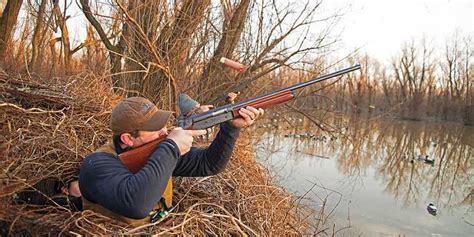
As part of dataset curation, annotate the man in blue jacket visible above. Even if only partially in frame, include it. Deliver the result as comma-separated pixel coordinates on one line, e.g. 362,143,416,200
79,97,263,224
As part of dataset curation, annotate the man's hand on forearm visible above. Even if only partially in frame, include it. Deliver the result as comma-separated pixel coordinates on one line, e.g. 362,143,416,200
231,106,264,128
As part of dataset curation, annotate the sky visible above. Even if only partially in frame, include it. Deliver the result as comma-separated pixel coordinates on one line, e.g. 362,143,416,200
324,0,473,63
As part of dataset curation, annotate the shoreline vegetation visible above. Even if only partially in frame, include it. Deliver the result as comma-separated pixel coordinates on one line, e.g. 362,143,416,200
0,73,325,235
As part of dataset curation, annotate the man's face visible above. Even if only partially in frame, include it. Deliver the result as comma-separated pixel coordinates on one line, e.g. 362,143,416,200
130,127,168,147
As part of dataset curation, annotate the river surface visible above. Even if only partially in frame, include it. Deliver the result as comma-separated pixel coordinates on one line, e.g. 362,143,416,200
253,116,473,237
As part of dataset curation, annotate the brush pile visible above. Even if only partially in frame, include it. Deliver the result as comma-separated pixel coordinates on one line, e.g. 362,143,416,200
0,72,318,235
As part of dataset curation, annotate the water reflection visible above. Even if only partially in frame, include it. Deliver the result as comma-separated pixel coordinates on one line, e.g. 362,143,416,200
253,116,473,236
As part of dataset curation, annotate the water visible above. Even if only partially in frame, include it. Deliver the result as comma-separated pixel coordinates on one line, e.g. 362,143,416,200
253,117,473,236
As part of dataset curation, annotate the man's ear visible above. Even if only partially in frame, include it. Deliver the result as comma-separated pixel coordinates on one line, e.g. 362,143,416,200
120,133,135,147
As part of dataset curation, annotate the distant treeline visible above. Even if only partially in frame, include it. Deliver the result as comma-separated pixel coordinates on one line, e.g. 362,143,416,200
340,38,472,124
266,37,473,125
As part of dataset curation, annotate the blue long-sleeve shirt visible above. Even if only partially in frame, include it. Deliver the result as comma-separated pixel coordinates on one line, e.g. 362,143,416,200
79,122,239,219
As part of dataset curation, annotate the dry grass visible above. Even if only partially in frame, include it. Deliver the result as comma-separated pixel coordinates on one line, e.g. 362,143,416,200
0,72,319,236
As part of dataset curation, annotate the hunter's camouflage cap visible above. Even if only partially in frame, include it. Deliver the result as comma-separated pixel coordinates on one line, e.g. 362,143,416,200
110,97,172,135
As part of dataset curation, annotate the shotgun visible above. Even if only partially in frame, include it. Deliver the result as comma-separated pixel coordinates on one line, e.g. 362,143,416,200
119,65,361,172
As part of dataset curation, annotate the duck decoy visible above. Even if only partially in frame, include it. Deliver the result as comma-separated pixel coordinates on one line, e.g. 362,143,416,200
427,203,438,216
424,157,435,165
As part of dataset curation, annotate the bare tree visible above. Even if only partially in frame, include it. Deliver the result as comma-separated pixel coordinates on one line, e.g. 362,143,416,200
81,24,105,71
442,34,471,100
50,0,87,73
0,0,23,61
29,0,48,69
14,10,29,63
392,39,435,119
441,34,473,124
79,0,127,88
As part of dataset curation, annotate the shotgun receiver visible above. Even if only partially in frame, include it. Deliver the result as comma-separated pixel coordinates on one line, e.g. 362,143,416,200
118,65,361,170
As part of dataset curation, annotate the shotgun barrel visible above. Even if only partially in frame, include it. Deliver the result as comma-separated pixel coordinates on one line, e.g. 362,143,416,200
179,64,361,129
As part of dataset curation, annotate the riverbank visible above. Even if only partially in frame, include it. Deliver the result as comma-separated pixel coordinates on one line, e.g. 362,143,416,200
0,72,320,235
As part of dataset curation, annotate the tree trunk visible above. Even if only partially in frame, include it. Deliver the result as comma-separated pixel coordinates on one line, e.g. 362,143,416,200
14,12,29,64
30,0,47,69
0,0,23,61
52,0,72,72
49,37,61,77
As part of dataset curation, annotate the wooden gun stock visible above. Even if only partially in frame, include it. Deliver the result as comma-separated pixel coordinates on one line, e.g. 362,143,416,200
118,135,167,173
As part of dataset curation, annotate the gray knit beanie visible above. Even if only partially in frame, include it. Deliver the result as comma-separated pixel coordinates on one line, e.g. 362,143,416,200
178,93,199,115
